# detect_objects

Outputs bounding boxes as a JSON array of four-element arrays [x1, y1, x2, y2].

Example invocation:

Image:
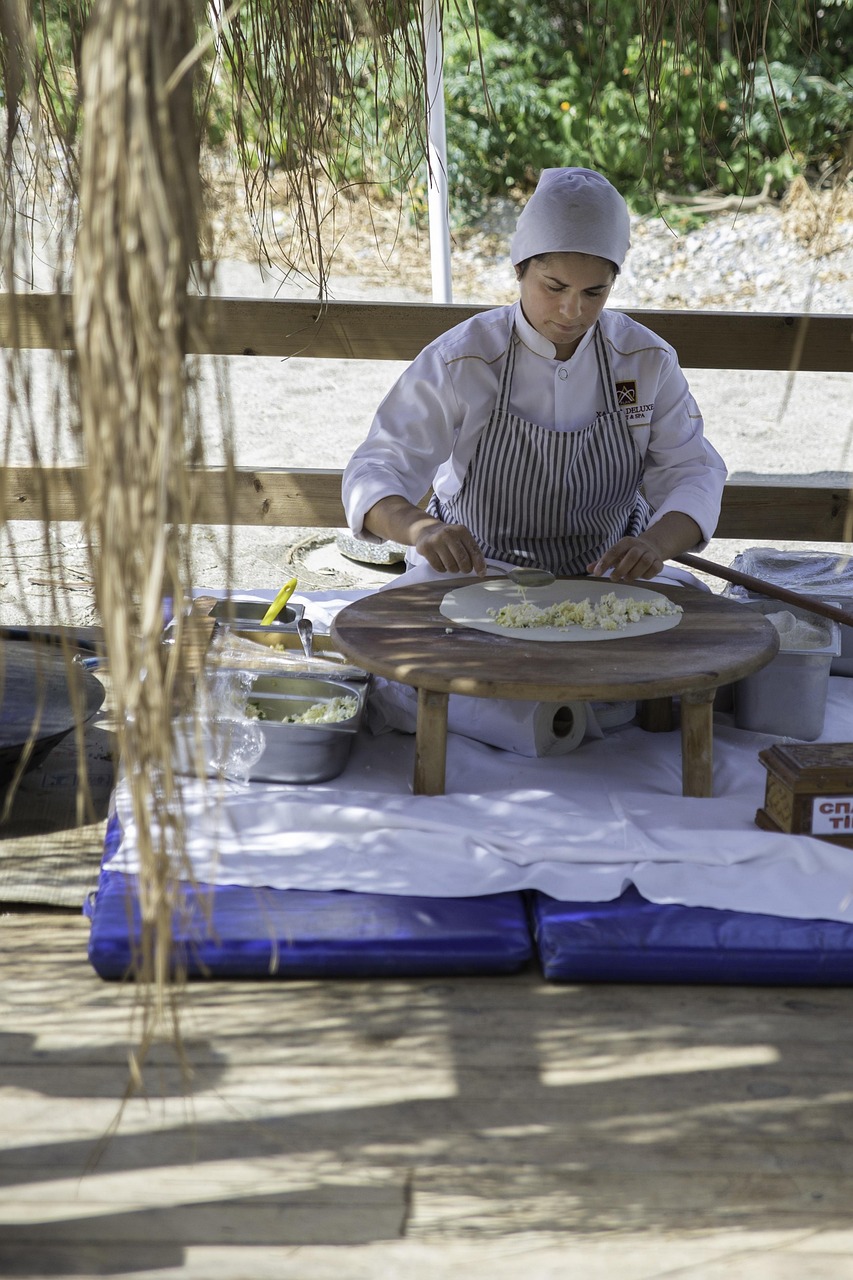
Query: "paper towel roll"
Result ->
[[450, 696, 588, 756], [367, 679, 588, 757]]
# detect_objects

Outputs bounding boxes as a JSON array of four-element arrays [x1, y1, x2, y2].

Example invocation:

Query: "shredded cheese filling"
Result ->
[[487, 591, 683, 632], [244, 695, 359, 725], [285, 695, 359, 724]]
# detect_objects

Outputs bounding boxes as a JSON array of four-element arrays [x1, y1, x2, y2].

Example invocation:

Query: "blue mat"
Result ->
[[87, 818, 853, 985], [531, 886, 853, 985], [85, 816, 534, 980]]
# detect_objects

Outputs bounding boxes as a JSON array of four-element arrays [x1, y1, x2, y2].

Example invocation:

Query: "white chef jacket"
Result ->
[[343, 301, 726, 550]]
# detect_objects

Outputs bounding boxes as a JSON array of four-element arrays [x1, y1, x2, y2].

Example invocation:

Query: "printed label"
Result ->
[[812, 796, 853, 834]]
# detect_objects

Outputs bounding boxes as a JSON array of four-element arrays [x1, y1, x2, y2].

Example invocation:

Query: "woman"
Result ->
[[342, 167, 726, 585]]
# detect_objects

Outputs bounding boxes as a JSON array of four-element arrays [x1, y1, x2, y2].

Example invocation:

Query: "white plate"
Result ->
[[439, 578, 684, 642]]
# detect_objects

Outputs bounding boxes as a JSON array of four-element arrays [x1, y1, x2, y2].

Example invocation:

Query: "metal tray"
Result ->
[[248, 674, 368, 783], [233, 628, 369, 680], [175, 675, 367, 784], [208, 597, 305, 630]]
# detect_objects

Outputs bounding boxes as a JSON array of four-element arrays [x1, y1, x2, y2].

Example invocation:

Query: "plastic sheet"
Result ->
[[531, 887, 853, 986], [727, 547, 853, 593], [205, 627, 367, 682]]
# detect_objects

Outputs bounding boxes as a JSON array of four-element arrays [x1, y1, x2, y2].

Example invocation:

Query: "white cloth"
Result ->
[[109, 671, 853, 925], [509, 167, 631, 267], [342, 303, 726, 568]]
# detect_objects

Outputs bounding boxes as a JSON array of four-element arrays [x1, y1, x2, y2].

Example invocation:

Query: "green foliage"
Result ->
[[434, 1, 853, 215], [9, 1, 853, 224], [734, 60, 853, 173], [27, 1, 90, 142], [313, 0, 853, 221]]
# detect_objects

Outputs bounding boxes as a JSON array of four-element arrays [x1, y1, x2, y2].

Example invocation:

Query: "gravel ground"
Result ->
[[2, 185, 852, 621]]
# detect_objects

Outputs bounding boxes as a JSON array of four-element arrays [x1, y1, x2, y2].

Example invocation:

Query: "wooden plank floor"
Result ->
[[3, 913, 853, 1278]]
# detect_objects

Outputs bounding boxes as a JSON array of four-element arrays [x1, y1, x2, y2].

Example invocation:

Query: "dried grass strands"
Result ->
[[217, 0, 442, 290], [0, 2, 90, 831], [72, 0, 212, 1063]]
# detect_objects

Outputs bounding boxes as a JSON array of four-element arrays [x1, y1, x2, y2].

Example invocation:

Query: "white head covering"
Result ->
[[510, 168, 631, 269]]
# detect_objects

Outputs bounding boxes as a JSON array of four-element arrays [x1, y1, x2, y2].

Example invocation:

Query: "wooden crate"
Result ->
[[756, 742, 853, 846]]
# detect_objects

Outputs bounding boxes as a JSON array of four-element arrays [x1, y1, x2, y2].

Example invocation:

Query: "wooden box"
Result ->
[[756, 743, 853, 847]]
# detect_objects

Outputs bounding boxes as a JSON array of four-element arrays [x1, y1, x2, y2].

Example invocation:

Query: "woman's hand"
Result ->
[[588, 535, 665, 582], [363, 495, 487, 575], [587, 512, 703, 582], [415, 521, 487, 575]]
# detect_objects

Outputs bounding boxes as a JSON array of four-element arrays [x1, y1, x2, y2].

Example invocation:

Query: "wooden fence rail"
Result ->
[[2, 293, 851, 369], [2, 464, 853, 543], [2, 294, 852, 543]]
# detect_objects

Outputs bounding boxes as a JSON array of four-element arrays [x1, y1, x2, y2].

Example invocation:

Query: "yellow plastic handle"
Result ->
[[260, 576, 298, 626]]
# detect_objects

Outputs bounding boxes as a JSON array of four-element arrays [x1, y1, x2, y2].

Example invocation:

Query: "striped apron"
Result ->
[[428, 323, 651, 577]]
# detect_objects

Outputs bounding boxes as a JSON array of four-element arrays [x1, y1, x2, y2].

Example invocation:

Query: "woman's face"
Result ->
[[515, 252, 615, 360]]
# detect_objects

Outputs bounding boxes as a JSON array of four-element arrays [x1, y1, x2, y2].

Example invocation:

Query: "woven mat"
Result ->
[[0, 721, 115, 909]]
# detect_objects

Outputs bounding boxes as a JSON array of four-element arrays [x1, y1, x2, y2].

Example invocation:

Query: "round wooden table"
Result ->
[[331, 577, 780, 797]]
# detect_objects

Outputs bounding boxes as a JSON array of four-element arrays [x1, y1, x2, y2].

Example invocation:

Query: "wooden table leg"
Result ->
[[638, 696, 675, 732], [679, 689, 716, 797], [413, 687, 449, 796]]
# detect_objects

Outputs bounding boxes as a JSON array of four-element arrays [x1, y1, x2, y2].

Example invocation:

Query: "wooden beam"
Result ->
[[0, 466, 85, 523], [4, 465, 853, 543], [0, 293, 75, 351], [714, 480, 853, 541], [1, 293, 851, 371], [0, 466, 348, 527], [632, 310, 853, 373]]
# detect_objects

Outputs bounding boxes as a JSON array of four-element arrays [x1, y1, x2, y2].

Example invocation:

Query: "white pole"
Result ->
[[424, 0, 453, 303]]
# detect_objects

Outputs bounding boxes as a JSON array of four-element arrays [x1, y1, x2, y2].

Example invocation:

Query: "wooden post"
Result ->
[[413, 687, 449, 795], [680, 690, 716, 797], [638, 696, 675, 733]]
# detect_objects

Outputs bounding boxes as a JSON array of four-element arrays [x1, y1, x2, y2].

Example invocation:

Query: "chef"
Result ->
[[342, 166, 727, 585]]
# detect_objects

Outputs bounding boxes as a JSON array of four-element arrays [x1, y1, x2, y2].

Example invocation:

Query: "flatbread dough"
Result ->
[[440, 578, 684, 642]]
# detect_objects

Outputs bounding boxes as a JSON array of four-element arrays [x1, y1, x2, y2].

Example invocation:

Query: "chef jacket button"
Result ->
[[558, 367, 568, 380]]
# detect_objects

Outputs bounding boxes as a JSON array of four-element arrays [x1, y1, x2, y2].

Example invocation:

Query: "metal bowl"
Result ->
[[244, 675, 366, 783], [175, 675, 367, 784]]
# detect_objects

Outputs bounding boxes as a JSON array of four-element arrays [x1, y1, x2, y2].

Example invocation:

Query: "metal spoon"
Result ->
[[297, 617, 314, 660], [506, 568, 556, 587]]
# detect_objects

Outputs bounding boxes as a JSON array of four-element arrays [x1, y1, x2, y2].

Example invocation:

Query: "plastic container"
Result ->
[[726, 549, 853, 676], [732, 599, 841, 740], [175, 675, 367, 783]]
